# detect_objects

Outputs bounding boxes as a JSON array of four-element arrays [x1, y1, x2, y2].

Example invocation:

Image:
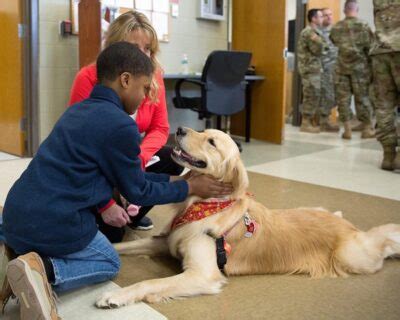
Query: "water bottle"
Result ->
[[181, 53, 189, 75]]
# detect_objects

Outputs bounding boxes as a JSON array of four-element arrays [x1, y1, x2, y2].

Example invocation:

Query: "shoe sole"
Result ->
[[134, 225, 154, 231], [7, 258, 49, 320]]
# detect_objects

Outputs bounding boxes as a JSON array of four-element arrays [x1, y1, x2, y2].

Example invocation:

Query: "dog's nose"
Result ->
[[176, 127, 186, 137]]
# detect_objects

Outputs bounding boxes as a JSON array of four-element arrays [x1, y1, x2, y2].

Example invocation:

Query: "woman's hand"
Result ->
[[101, 203, 131, 227], [187, 174, 233, 198]]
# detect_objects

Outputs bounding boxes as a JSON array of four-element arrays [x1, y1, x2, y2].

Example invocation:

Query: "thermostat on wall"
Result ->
[[198, 0, 226, 21]]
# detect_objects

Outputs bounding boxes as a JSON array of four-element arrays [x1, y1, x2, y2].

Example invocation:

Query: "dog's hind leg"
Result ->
[[96, 236, 225, 308], [114, 235, 169, 256], [336, 224, 400, 275]]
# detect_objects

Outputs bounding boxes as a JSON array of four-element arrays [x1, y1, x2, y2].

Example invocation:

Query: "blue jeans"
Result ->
[[50, 231, 120, 292]]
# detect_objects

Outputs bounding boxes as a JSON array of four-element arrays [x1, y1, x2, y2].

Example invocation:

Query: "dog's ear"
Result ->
[[222, 156, 249, 196]]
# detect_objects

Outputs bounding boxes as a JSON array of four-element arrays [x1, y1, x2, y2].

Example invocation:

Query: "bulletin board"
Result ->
[[70, 0, 170, 42]]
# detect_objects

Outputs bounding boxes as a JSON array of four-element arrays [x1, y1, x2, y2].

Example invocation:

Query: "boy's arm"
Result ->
[[100, 124, 188, 207]]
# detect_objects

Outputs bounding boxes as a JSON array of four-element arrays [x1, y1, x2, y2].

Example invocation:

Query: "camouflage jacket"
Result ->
[[297, 26, 329, 75], [370, 0, 400, 55], [320, 26, 338, 71], [330, 17, 373, 74]]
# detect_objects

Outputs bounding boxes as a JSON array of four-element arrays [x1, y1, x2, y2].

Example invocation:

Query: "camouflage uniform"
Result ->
[[297, 26, 329, 118], [320, 26, 338, 116], [370, 0, 400, 148], [330, 17, 374, 124]]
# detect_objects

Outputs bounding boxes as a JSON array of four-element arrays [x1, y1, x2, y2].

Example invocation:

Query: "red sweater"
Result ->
[[69, 64, 169, 169]]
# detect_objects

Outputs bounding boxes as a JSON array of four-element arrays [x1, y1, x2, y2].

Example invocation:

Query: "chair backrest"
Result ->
[[201, 50, 252, 116]]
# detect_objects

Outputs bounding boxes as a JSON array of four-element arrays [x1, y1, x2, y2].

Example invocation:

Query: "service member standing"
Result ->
[[319, 8, 339, 132], [330, 1, 375, 140], [370, 0, 400, 171], [297, 9, 328, 133]]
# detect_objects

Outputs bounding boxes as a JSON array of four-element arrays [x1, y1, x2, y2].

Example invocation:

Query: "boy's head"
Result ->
[[97, 41, 154, 114]]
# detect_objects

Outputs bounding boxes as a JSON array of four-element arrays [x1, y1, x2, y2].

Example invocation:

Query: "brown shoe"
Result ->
[[350, 118, 363, 131], [393, 150, 400, 171], [6, 252, 60, 319], [300, 116, 320, 133], [341, 121, 352, 140], [320, 122, 340, 132], [0, 245, 17, 313], [381, 146, 396, 171], [361, 122, 376, 139]]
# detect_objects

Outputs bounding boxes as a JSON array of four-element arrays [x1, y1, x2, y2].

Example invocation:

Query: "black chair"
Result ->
[[172, 50, 252, 151]]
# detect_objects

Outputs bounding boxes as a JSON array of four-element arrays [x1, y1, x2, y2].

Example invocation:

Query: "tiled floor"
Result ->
[[0, 125, 399, 319]]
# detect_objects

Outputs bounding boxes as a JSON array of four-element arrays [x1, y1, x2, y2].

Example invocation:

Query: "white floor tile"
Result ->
[[3, 282, 167, 320], [0, 159, 32, 206], [248, 147, 400, 201], [0, 152, 19, 161]]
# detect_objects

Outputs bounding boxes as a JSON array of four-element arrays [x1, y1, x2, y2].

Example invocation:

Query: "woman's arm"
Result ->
[[138, 71, 170, 167]]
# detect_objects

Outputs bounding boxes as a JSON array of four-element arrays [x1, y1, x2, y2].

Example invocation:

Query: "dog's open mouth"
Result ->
[[172, 146, 207, 169]]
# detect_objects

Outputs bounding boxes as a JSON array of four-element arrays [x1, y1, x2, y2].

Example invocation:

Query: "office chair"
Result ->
[[172, 50, 252, 151]]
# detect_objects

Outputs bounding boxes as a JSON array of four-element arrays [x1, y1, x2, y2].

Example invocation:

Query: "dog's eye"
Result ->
[[208, 138, 216, 147]]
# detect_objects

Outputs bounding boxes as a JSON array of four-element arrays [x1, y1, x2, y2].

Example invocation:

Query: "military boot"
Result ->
[[361, 121, 376, 139], [300, 116, 320, 133], [381, 146, 396, 171], [320, 117, 339, 132], [393, 150, 400, 171], [341, 121, 352, 140], [350, 118, 363, 131]]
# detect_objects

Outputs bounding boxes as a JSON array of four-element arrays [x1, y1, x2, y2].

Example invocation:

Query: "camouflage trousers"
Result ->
[[320, 65, 336, 115], [334, 70, 372, 123], [371, 52, 400, 147], [301, 73, 323, 117]]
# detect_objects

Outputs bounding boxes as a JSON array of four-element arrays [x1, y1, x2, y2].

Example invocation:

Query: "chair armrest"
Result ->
[[174, 79, 206, 108]]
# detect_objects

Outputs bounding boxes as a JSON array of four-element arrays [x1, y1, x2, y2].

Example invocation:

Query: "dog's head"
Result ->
[[172, 127, 249, 197]]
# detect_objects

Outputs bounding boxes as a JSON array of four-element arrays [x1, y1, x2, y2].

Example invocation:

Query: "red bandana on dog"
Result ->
[[171, 198, 235, 231]]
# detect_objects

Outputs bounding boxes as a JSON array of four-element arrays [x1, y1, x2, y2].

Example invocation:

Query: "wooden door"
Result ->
[[0, 0, 25, 156], [307, 0, 341, 23], [231, 0, 287, 144]]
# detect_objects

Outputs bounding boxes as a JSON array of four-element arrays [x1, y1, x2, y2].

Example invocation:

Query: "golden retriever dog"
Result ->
[[96, 127, 400, 308]]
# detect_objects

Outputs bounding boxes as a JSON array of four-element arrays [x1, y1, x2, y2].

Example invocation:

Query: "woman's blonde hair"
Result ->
[[104, 10, 160, 101]]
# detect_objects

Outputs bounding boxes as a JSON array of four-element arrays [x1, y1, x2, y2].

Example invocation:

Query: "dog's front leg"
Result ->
[[114, 235, 169, 256], [206, 198, 250, 238], [96, 236, 226, 307]]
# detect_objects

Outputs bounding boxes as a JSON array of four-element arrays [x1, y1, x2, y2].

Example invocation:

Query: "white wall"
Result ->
[[37, 0, 229, 140]]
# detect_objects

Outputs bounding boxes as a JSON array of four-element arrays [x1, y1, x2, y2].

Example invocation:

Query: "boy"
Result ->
[[2, 42, 232, 319]]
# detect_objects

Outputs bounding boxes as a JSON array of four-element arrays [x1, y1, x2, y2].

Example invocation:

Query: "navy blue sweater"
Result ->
[[3, 85, 188, 256]]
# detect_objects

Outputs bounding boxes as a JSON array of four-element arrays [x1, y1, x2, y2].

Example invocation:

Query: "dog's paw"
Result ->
[[95, 290, 134, 309]]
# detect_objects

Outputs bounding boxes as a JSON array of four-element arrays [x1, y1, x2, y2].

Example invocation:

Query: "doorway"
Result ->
[[0, 0, 39, 157]]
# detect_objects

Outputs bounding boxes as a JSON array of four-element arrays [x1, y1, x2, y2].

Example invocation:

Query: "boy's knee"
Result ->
[[108, 249, 121, 276]]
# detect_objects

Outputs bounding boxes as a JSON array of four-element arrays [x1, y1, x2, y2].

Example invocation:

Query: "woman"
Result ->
[[69, 10, 183, 242]]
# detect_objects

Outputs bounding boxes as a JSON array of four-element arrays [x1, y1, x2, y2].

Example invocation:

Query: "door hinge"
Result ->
[[18, 24, 27, 38], [20, 117, 27, 132]]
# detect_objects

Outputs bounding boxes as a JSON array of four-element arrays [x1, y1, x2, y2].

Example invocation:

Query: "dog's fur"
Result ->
[[96, 128, 400, 308]]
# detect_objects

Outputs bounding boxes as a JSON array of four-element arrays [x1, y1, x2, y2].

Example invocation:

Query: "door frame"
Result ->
[[22, 0, 39, 156]]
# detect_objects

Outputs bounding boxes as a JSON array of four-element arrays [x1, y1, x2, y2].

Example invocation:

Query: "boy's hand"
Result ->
[[126, 204, 141, 217], [101, 203, 131, 227], [187, 174, 233, 198]]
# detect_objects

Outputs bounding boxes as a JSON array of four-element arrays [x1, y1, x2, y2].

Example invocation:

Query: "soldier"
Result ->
[[297, 9, 328, 133], [370, 0, 400, 171], [330, 1, 375, 140], [319, 8, 339, 132]]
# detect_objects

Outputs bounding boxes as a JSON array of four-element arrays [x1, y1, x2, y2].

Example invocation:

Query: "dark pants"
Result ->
[[96, 146, 184, 243]]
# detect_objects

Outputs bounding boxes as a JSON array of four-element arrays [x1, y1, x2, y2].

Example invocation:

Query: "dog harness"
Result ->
[[170, 198, 258, 271]]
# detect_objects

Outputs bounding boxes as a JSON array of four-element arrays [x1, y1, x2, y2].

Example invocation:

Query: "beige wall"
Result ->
[[38, 0, 79, 142], [37, 0, 228, 141], [340, 0, 374, 29], [159, 1, 228, 74]]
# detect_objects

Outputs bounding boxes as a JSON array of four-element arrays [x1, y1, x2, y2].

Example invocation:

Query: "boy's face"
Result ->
[[119, 73, 151, 115]]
